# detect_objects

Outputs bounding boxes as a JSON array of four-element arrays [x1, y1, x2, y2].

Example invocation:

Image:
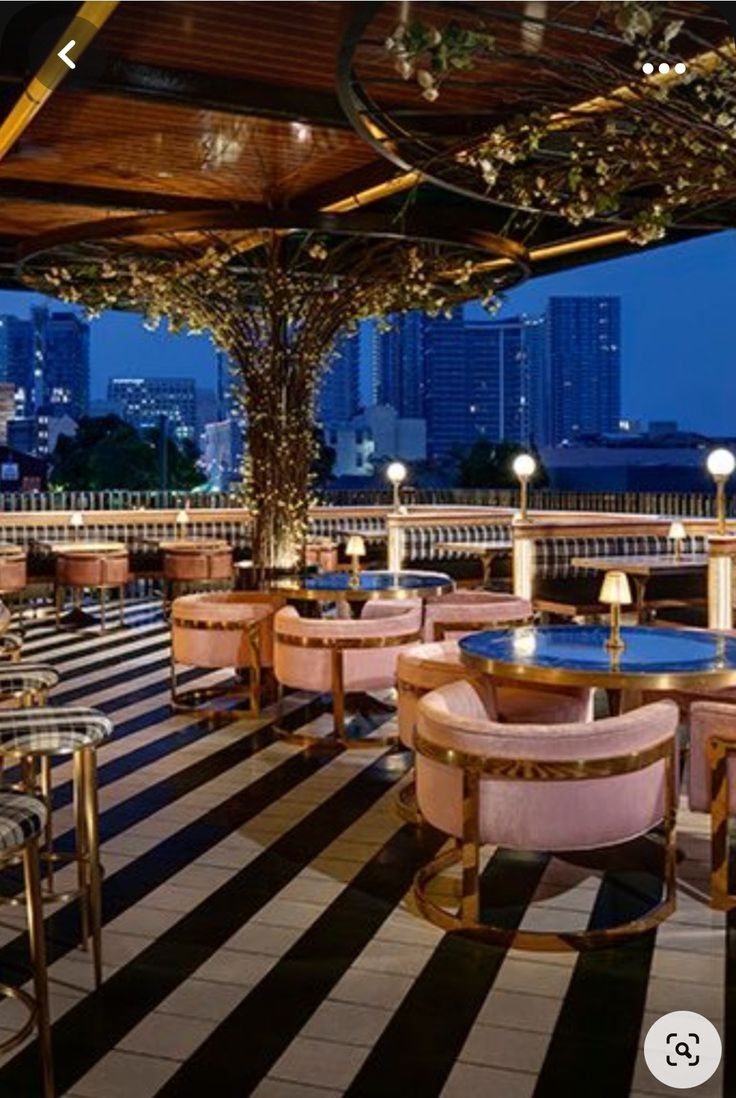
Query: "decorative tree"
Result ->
[[21, 212, 527, 569]]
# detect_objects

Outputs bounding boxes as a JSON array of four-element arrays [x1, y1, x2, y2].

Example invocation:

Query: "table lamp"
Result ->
[[599, 570, 632, 653], [175, 509, 190, 539], [667, 521, 687, 561], [512, 453, 537, 522], [69, 511, 84, 542], [706, 448, 735, 535], [386, 461, 408, 512], [346, 534, 366, 586]]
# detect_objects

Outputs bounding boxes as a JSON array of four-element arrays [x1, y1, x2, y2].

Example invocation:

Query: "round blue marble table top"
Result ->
[[271, 570, 453, 599], [459, 625, 736, 690]]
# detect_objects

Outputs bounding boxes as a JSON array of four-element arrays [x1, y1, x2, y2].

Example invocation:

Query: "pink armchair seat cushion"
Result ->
[[424, 590, 532, 642], [397, 640, 593, 749], [688, 700, 736, 813], [274, 600, 422, 694], [172, 591, 284, 669], [416, 680, 678, 852]]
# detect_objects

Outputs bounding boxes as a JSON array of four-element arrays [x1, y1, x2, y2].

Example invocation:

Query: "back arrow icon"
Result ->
[[58, 40, 76, 69]]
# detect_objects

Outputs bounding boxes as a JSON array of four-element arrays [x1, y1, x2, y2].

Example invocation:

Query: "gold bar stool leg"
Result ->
[[22, 837, 54, 1098], [83, 748, 103, 987], [39, 756, 54, 894], [73, 751, 91, 951]]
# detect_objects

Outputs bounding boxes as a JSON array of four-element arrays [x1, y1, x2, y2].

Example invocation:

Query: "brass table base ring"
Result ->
[[413, 840, 677, 952]]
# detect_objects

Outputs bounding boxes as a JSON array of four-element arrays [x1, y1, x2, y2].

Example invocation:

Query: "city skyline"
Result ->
[[0, 229, 733, 433]]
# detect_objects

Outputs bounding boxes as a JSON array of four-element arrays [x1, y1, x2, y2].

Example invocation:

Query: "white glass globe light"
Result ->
[[386, 461, 408, 485], [512, 453, 537, 479], [707, 448, 736, 479]]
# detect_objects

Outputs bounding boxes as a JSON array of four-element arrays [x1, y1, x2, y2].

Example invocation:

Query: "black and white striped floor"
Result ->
[[0, 600, 732, 1098]]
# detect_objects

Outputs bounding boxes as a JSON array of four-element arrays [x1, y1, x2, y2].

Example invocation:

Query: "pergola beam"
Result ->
[[63, 57, 351, 129], [0, 178, 240, 213]]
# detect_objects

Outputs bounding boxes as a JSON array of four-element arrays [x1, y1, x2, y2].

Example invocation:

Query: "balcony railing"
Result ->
[[0, 486, 729, 517]]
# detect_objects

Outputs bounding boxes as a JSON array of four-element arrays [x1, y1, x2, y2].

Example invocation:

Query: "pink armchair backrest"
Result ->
[[274, 600, 422, 694], [689, 700, 736, 813], [423, 590, 532, 642], [416, 680, 679, 852]]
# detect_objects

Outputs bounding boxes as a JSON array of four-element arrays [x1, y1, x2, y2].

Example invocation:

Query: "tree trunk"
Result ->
[[237, 349, 319, 572]]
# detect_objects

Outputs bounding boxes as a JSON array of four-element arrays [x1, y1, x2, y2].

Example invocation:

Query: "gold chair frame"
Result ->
[[413, 730, 678, 951], [707, 734, 736, 910], [431, 617, 530, 642], [275, 626, 422, 748], [170, 614, 263, 718]]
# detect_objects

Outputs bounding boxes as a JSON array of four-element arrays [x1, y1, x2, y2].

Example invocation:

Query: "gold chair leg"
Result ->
[[460, 768, 481, 924], [119, 584, 126, 627], [54, 584, 62, 628], [708, 736, 735, 910], [73, 751, 91, 950], [82, 748, 103, 987], [246, 624, 261, 716], [100, 586, 106, 632], [23, 839, 54, 1098], [331, 648, 346, 741]]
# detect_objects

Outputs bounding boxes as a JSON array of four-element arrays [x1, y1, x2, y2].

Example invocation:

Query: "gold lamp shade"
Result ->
[[69, 511, 84, 540], [346, 535, 366, 558], [599, 570, 632, 607]]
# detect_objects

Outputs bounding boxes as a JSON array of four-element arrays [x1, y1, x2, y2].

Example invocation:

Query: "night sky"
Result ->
[[0, 228, 734, 433]]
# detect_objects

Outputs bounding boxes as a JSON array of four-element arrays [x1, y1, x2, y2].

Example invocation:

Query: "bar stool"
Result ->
[[55, 549, 130, 631], [0, 706, 113, 987], [163, 542, 233, 609], [0, 790, 53, 1098], [0, 546, 27, 632], [0, 663, 60, 786]]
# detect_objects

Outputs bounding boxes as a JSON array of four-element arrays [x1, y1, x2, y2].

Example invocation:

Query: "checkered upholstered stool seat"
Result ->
[[0, 791, 53, 1097], [0, 706, 113, 989], [0, 664, 60, 706], [0, 790, 45, 851], [0, 632, 22, 663]]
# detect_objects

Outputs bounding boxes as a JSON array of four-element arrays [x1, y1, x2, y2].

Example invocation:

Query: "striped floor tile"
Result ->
[[0, 605, 731, 1097]]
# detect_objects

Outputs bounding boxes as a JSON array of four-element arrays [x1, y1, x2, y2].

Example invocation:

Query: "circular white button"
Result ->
[[644, 1011, 722, 1089]]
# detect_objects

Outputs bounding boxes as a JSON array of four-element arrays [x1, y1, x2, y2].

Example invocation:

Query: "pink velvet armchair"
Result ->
[[423, 590, 533, 643], [413, 679, 679, 949], [688, 700, 736, 909], [274, 599, 423, 746]]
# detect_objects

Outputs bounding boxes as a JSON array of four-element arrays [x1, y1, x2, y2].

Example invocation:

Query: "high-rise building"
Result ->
[[0, 316, 33, 411], [0, 308, 90, 420], [0, 383, 15, 445], [108, 377, 197, 441], [36, 308, 90, 420], [374, 312, 425, 418], [317, 334, 360, 429], [547, 296, 621, 445], [423, 311, 547, 457]]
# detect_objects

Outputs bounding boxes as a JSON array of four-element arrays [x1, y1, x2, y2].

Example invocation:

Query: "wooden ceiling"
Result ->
[[0, 1, 733, 287]]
